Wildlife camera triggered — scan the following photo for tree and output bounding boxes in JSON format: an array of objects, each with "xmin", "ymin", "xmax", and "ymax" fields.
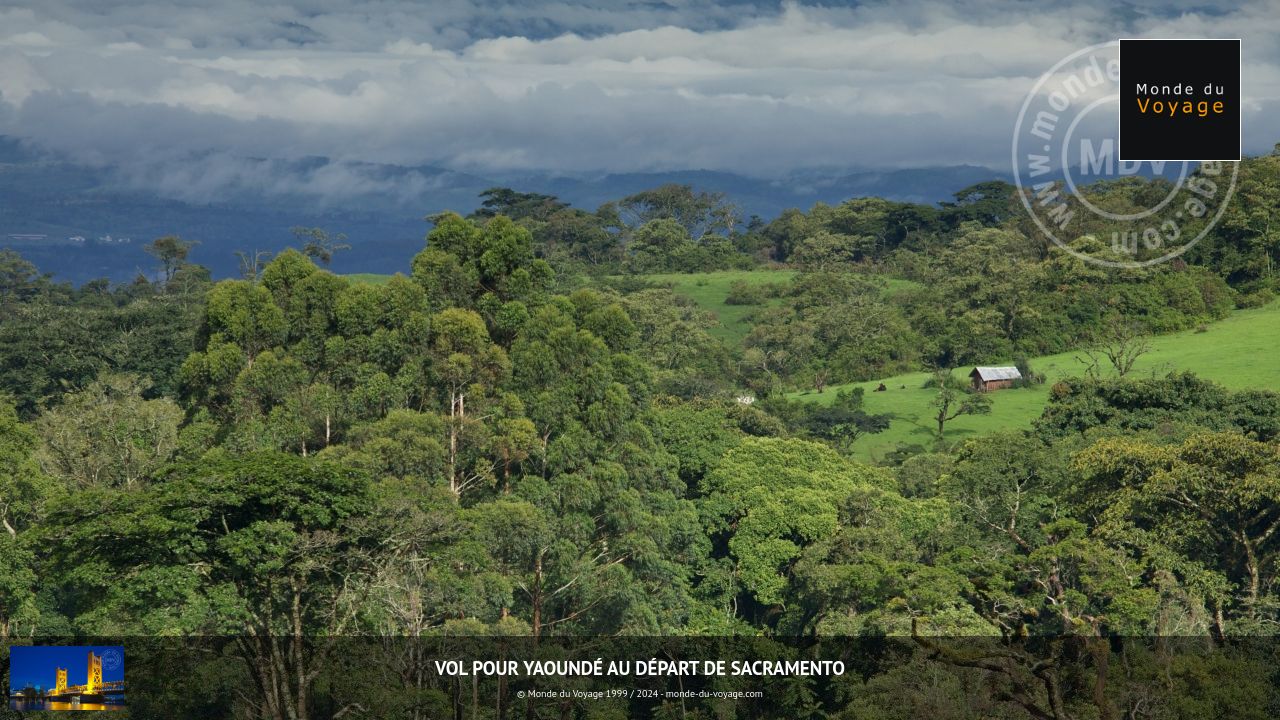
[
  {"xmin": 1200, "ymin": 152, "xmax": 1280, "ymax": 283},
  {"xmin": 701, "ymin": 437, "xmax": 894, "ymax": 610},
  {"xmin": 1094, "ymin": 314, "xmax": 1152, "ymax": 377},
  {"xmin": 614, "ymin": 288, "xmax": 734, "ymax": 397},
  {"xmin": 36, "ymin": 374, "xmax": 183, "ymax": 489},
  {"xmin": 144, "ymin": 235, "xmax": 198, "ymax": 282},
  {"xmin": 791, "ymin": 230, "xmax": 864, "ymax": 270},
  {"xmin": 626, "ymin": 218, "xmax": 695, "ymax": 272},
  {"xmin": 0, "ymin": 398, "xmax": 50, "ymax": 538},
  {"xmin": 1076, "ymin": 432, "xmax": 1280, "ymax": 631},
  {"xmin": 1036, "ymin": 371, "xmax": 1280, "ymax": 442},
  {"xmin": 321, "ymin": 410, "xmax": 447, "ymax": 483},
  {"xmin": 0, "ymin": 284, "xmax": 201, "ymax": 419},
  {"xmin": 235, "ymin": 249, "xmax": 274, "ymax": 282},
  {"xmin": 534, "ymin": 208, "xmax": 617, "ymax": 266},
  {"xmin": 0, "ymin": 531, "xmax": 37, "ymax": 642},
  {"xmin": 429, "ymin": 308, "xmax": 511, "ymax": 499},
  {"xmin": 797, "ymin": 389, "xmax": 891, "ymax": 452},
  {"xmin": 760, "ymin": 207, "xmax": 812, "ymax": 261},
  {"xmin": 0, "ymin": 249, "xmax": 44, "ymax": 307},
  {"xmin": 48, "ymin": 452, "xmax": 376, "ymax": 720},
  {"xmin": 930, "ymin": 432, "xmax": 1162, "ymax": 720},
  {"xmin": 615, "ymin": 184, "xmax": 738, "ymax": 239},
  {"xmin": 939, "ymin": 181, "xmax": 1017, "ymax": 227},
  {"xmin": 202, "ymin": 279, "xmax": 287, "ymax": 363},
  {"xmin": 782, "ymin": 481, "xmax": 970, "ymax": 636},
  {"xmin": 412, "ymin": 213, "xmax": 553, "ymax": 312},
  {"xmin": 931, "ymin": 369, "xmax": 991, "ymax": 440},
  {"xmin": 469, "ymin": 187, "xmax": 568, "ymax": 222},
  {"xmin": 291, "ymin": 227, "xmax": 351, "ymax": 266},
  {"xmin": 918, "ymin": 227, "xmax": 1044, "ymax": 363}
]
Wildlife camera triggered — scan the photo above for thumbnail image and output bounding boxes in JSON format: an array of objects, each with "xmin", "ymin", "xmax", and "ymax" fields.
[{"xmin": 7, "ymin": 646, "xmax": 125, "ymax": 712}]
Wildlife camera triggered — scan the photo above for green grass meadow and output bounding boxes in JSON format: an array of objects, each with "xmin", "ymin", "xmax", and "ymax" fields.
[
  {"xmin": 792, "ymin": 300, "xmax": 1280, "ymax": 462},
  {"xmin": 352, "ymin": 268, "xmax": 914, "ymax": 345},
  {"xmin": 639, "ymin": 270, "xmax": 919, "ymax": 344},
  {"xmin": 352, "ymin": 269, "xmax": 792, "ymax": 343},
  {"xmin": 345, "ymin": 272, "xmax": 395, "ymax": 285},
  {"xmin": 638, "ymin": 270, "xmax": 795, "ymax": 342}
]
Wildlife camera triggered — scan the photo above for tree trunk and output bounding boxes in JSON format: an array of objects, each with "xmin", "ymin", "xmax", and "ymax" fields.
[
  {"xmin": 291, "ymin": 583, "xmax": 309, "ymax": 720},
  {"xmin": 1242, "ymin": 533, "xmax": 1261, "ymax": 611},
  {"xmin": 1088, "ymin": 638, "xmax": 1117, "ymax": 720},
  {"xmin": 448, "ymin": 391, "xmax": 466, "ymax": 498},
  {"xmin": 531, "ymin": 552, "xmax": 544, "ymax": 639}
]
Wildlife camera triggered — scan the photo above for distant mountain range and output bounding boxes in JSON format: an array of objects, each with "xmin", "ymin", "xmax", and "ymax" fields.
[{"xmin": 0, "ymin": 136, "xmax": 1006, "ymax": 283}]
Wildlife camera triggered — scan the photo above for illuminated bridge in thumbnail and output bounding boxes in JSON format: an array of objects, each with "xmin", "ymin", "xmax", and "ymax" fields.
[{"xmin": 48, "ymin": 651, "xmax": 126, "ymax": 700}]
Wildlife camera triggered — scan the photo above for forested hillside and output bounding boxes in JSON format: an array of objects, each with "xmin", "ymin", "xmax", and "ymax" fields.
[{"xmin": 3, "ymin": 152, "xmax": 1280, "ymax": 718}]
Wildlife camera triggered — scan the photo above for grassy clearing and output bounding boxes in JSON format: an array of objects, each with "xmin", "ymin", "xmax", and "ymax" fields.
[
  {"xmin": 352, "ymin": 268, "xmax": 916, "ymax": 346},
  {"xmin": 792, "ymin": 300, "xmax": 1280, "ymax": 463},
  {"xmin": 639, "ymin": 270, "xmax": 796, "ymax": 343},
  {"xmin": 639, "ymin": 270, "xmax": 919, "ymax": 344},
  {"xmin": 345, "ymin": 273, "xmax": 395, "ymax": 285},
  {"xmin": 346, "ymin": 269, "xmax": 795, "ymax": 341}
]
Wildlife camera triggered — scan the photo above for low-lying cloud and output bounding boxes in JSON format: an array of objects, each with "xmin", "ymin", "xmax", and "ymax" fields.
[{"xmin": 2, "ymin": 0, "xmax": 1278, "ymax": 203}]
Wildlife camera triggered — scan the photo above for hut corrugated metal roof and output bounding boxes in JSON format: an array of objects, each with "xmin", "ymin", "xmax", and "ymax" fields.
[{"xmin": 971, "ymin": 366, "xmax": 1022, "ymax": 381}]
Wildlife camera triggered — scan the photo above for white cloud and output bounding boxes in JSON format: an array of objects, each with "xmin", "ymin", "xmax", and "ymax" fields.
[
  {"xmin": 0, "ymin": 0, "xmax": 1276, "ymax": 196},
  {"xmin": 0, "ymin": 50, "xmax": 52, "ymax": 104}
]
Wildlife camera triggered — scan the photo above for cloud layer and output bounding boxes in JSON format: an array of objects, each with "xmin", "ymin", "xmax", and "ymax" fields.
[{"xmin": 2, "ymin": 0, "xmax": 1279, "ymax": 199}]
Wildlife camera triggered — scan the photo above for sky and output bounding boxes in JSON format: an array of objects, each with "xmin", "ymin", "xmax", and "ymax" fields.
[{"xmin": 1, "ymin": 0, "xmax": 1278, "ymax": 198}]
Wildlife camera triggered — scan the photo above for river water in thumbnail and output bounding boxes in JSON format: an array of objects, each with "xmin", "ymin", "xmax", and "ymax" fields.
[{"xmin": 9, "ymin": 698, "xmax": 127, "ymax": 711}]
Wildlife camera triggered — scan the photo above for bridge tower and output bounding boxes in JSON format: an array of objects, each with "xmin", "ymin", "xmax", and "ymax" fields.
[
  {"xmin": 86, "ymin": 651, "xmax": 102, "ymax": 694},
  {"xmin": 55, "ymin": 667, "xmax": 68, "ymax": 694}
]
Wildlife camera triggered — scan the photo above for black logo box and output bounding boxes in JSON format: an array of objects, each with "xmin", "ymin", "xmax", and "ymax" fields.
[{"xmin": 1119, "ymin": 38, "xmax": 1241, "ymax": 161}]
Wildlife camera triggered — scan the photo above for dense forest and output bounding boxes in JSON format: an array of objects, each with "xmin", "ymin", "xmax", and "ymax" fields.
[{"xmin": 3, "ymin": 151, "xmax": 1280, "ymax": 719}]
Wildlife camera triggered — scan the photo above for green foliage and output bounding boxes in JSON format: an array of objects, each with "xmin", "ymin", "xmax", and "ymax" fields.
[
  {"xmin": 1038, "ymin": 372, "xmax": 1280, "ymax": 442},
  {"xmin": 413, "ymin": 212, "xmax": 553, "ymax": 312},
  {"xmin": 7, "ymin": 171, "xmax": 1280, "ymax": 716},
  {"xmin": 46, "ymin": 452, "xmax": 374, "ymax": 634},
  {"xmin": 290, "ymin": 226, "xmax": 350, "ymax": 266},
  {"xmin": 0, "ymin": 529, "xmax": 38, "ymax": 640},
  {"xmin": 615, "ymin": 183, "xmax": 738, "ymax": 239},
  {"xmin": 0, "ymin": 249, "xmax": 46, "ymax": 307},
  {"xmin": 724, "ymin": 278, "xmax": 784, "ymax": 305},
  {"xmin": 701, "ymin": 437, "xmax": 893, "ymax": 607},
  {"xmin": 36, "ymin": 374, "xmax": 183, "ymax": 489},
  {"xmin": 203, "ymin": 279, "xmax": 287, "ymax": 360},
  {"xmin": 0, "ymin": 275, "xmax": 204, "ymax": 418},
  {"xmin": 931, "ymin": 370, "xmax": 992, "ymax": 441},
  {"xmin": 142, "ymin": 234, "xmax": 198, "ymax": 283},
  {"xmin": 1077, "ymin": 432, "xmax": 1280, "ymax": 630},
  {"xmin": 0, "ymin": 398, "xmax": 49, "ymax": 537}
]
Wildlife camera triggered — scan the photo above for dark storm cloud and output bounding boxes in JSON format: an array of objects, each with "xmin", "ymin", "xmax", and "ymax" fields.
[{"xmin": 1, "ymin": 0, "xmax": 1278, "ymax": 202}]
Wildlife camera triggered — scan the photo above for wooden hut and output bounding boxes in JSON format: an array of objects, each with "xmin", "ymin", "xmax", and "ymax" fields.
[{"xmin": 969, "ymin": 366, "xmax": 1022, "ymax": 392}]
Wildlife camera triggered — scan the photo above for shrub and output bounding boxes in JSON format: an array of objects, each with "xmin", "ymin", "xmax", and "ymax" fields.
[
  {"xmin": 1238, "ymin": 288, "xmax": 1276, "ymax": 309},
  {"xmin": 1014, "ymin": 356, "xmax": 1045, "ymax": 387},
  {"xmin": 725, "ymin": 280, "xmax": 768, "ymax": 306}
]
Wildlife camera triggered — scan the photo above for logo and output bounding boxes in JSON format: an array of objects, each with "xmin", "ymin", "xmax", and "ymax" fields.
[
  {"xmin": 1012, "ymin": 41, "xmax": 1238, "ymax": 268},
  {"xmin": 1119, "ymin": 39, "xmax": 1241, "ymax": 161},
  {"xmin": 101, "ymin": 648, "xmax": 123, "ymax": 672}
]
